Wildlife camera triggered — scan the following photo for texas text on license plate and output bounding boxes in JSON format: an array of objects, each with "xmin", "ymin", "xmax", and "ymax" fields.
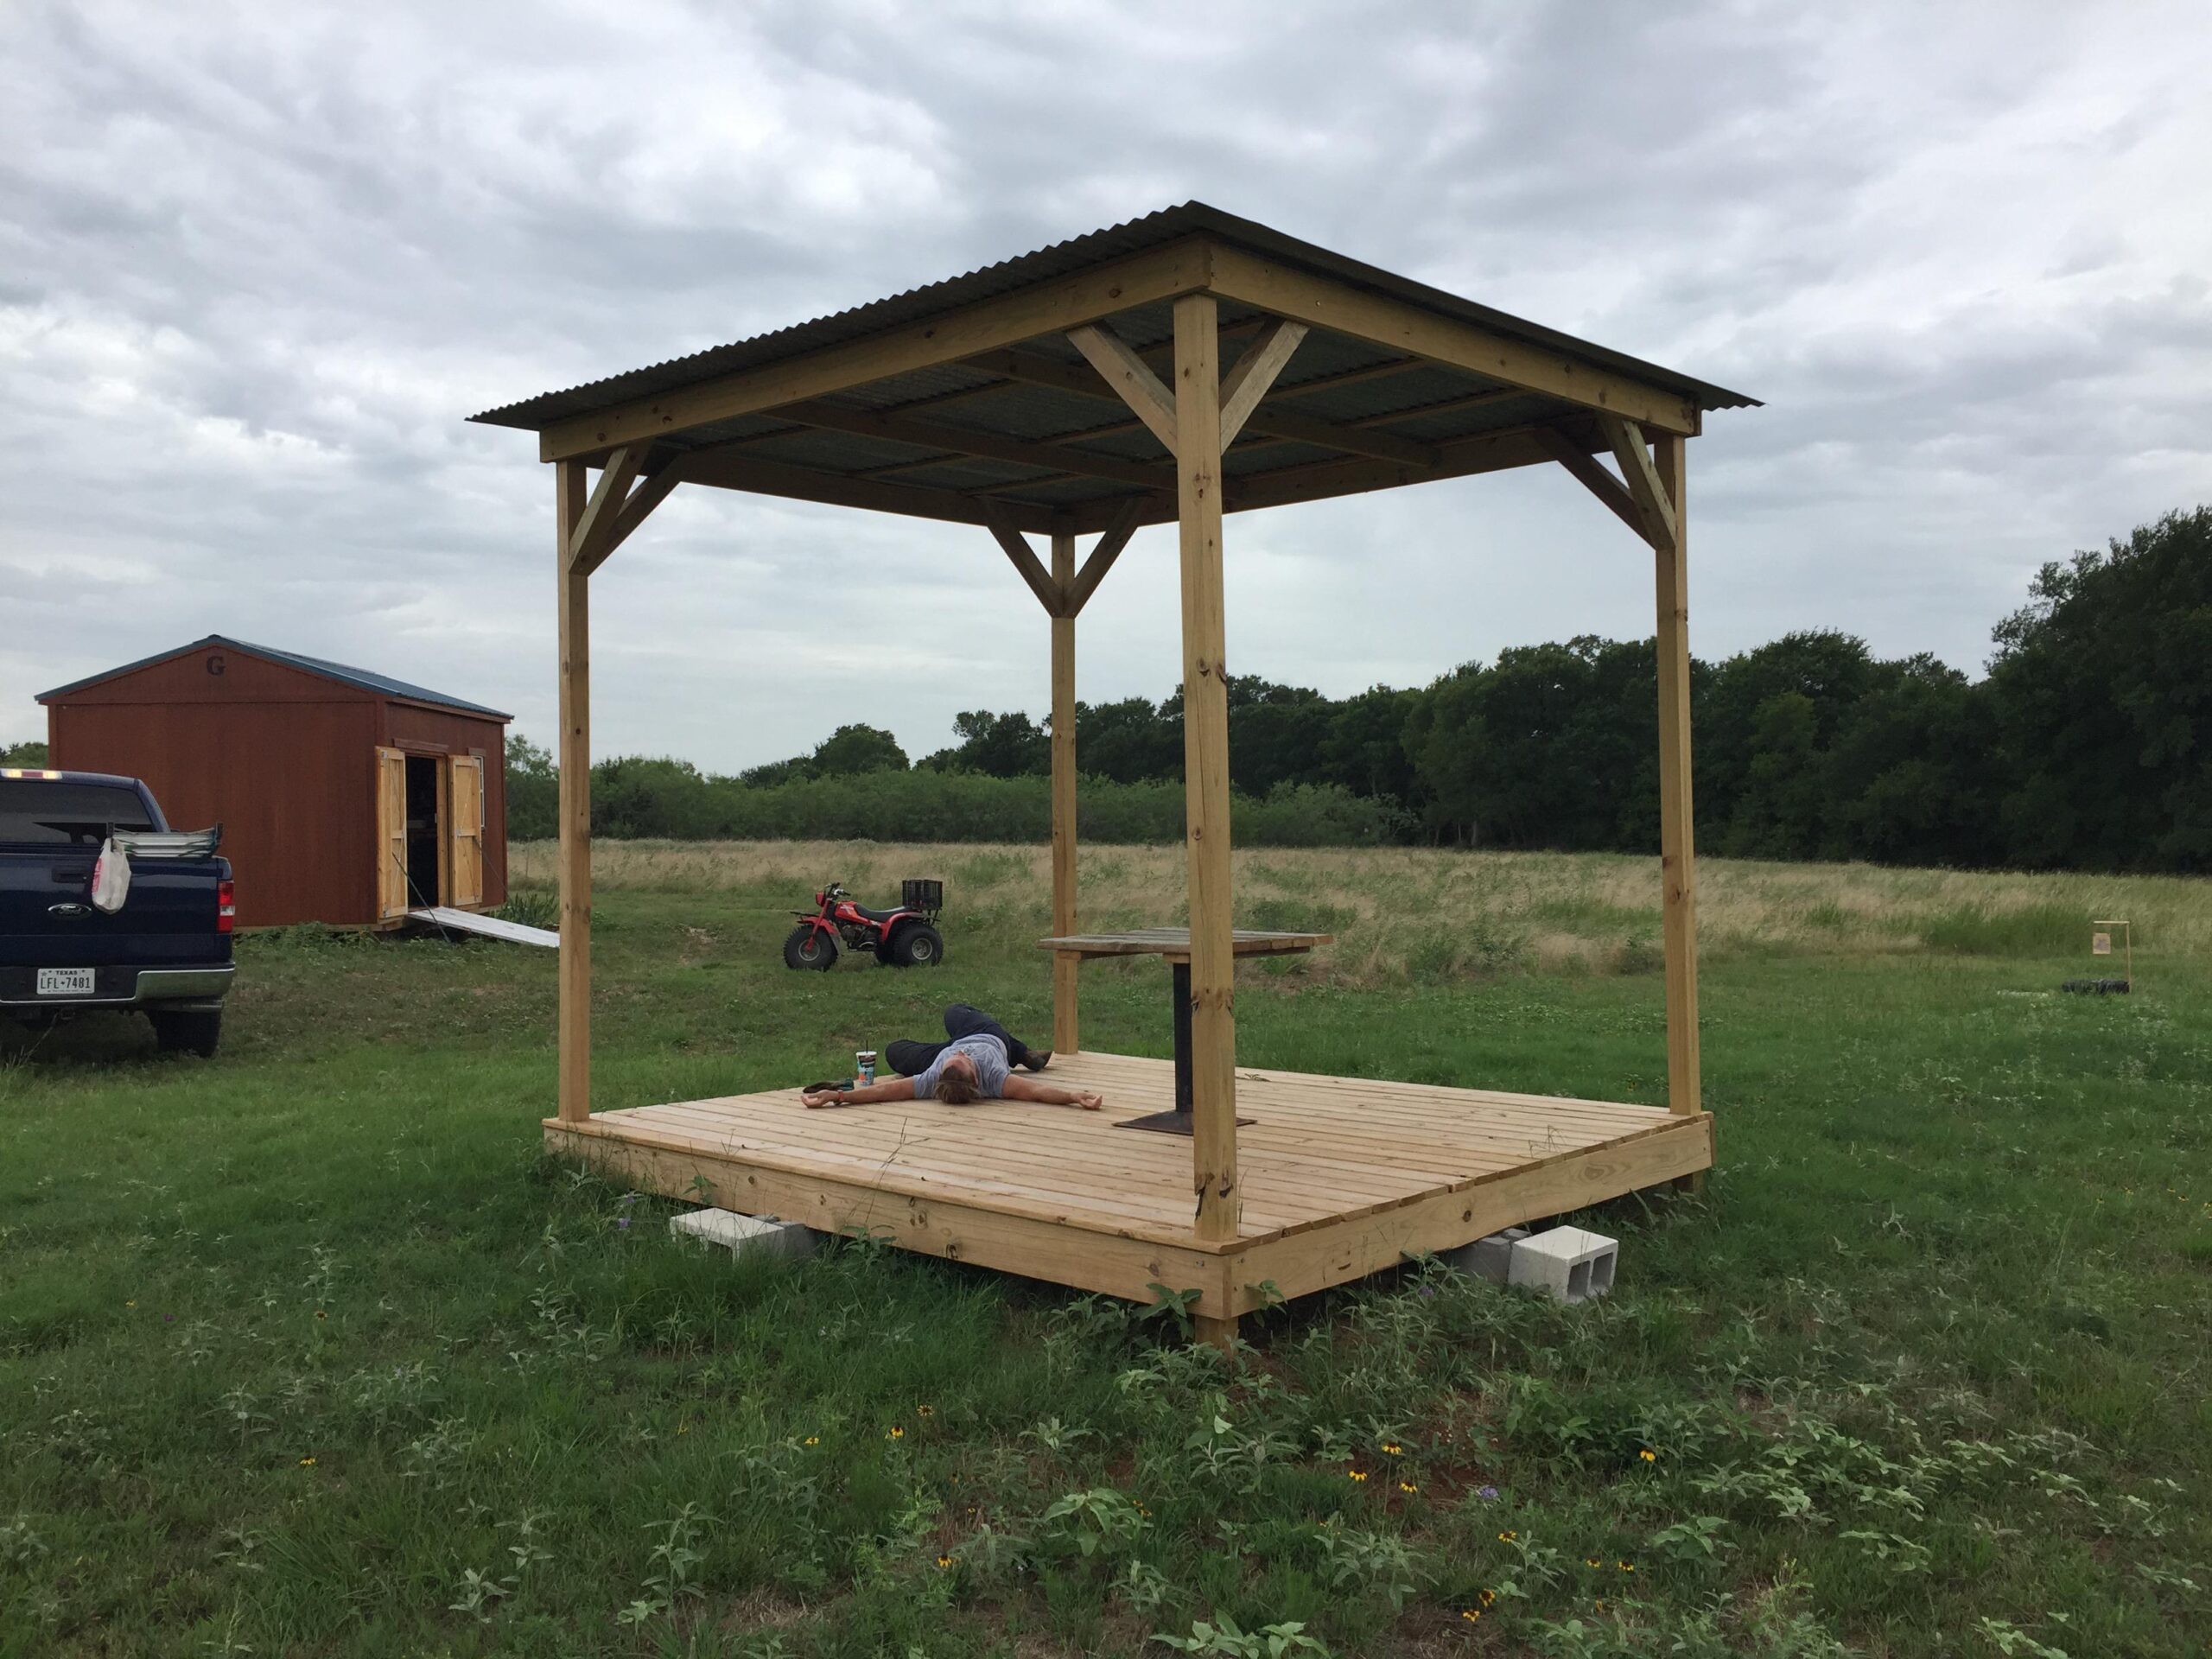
[{"xmin": 36, "ymin": 968, "xmax": 96, "ymax": 996}]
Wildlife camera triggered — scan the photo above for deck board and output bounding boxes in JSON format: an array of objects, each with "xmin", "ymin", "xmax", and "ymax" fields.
[{"xmin": 547, "ymin": 1051, "xmax": 1713, "ymax": 1320}]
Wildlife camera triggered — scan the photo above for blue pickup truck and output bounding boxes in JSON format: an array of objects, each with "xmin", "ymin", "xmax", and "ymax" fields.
[{"xmin": 0, "ymin": 768, "xmax": 235, "ymax": 1057}]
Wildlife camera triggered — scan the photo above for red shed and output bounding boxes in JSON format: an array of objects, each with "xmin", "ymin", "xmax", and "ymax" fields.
[{"xmin": 38, "ymin": 636, "xmax": 510, "ymax": 929}]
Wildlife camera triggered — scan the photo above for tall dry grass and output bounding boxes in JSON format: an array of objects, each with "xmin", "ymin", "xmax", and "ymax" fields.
[{"xmin": 510, "ymin": 840, "xmax": 2210, "ymax": 985}]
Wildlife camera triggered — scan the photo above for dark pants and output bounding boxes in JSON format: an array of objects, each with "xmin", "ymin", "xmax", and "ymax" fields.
[{"xmin": 887, "ymin": 1003, "xmax": 1039, "ymax": 1077}]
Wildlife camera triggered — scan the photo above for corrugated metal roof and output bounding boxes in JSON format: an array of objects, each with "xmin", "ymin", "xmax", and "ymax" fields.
[
  {"xmin": 38, "ymin": 636, "xmax": 512, "ymax": 720},
  {"xmin": 471, "ymin": 201, "xmax": 1757, "ymax": 432}
]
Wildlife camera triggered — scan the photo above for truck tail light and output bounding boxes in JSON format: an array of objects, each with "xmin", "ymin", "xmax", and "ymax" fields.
[{"xmin": 218, "ymin": 879, "xmax": 235, "ymax": 933}]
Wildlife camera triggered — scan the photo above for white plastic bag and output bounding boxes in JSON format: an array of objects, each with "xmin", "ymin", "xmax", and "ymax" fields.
[{"xmin": 91, "ymin": 837, "xmax": 132, "ymax": 914}]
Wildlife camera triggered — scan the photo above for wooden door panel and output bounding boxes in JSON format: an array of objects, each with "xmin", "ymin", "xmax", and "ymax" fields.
[
  {"xmin": 449, "ymin": 754, "xmax": 485, "ymax": 908},
  {"xmin": 376, "ymin": 747, "xmax": 408, "ymax": 919}
]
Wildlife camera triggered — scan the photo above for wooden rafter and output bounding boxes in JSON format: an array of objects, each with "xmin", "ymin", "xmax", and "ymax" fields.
[
  {"xmin": 1217, "ymin": 419, "xmax": 1563, "ymax": 517},
  {"xmin": 1230, "ymin": 396, "xmax": 1436, "ymax": 468},
  {"xmin": 974, "ymin": 346, "xmax": 1436, "ymax": 469},
  {"xmin": 982, "ymin": 359, "xmax": 1517, "ymax": 467},
  {"xmin": 1344, "ymin": 385, "xmax": 1524, "ymax": 430},
  {"xmin": 538, "ymin": 238, "xmax": 1215, "ymax": 461},
  {"xmin": 771, "ymin": 397, "xmax": 1174, "ymax": 491},
  {"xmin": 1207, "ymin": 243, "xmax": 1702, "ymax": 436},
  {"xmin": 1065, "ymin": 322, "xmax": 1181, "ymax": 454},
  {"xmin": 681, "ymin": 448, "xmax": 1056, "ymax": 532},
  {"xmin": 1268, "ymin": 353, "xmax": 1424, "ymax": 402}
]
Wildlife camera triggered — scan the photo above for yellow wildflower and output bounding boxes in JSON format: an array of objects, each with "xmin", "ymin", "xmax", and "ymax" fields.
[
  {"xmin": 298, "ymin": 1456, "xmax": 316, "ymax": 1467},
  {"xmin": 886, "ymin": 1426, "xmax": 905, "ymax": 1440}
]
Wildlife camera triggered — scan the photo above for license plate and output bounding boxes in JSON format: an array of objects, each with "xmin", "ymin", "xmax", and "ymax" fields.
[{"xmin": 36, "ymin": 968, "xmax": 96, "ymax": 996}]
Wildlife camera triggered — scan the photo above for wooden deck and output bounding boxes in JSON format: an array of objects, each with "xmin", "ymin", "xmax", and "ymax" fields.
[{"xmin": 545, "ymin": 1052, "xmax": 1713, "ymax": 1325}]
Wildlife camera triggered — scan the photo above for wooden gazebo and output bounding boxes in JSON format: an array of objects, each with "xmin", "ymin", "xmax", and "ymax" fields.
[{"xmin": 473, "ymin": 204, "xmax": 1753, "ymax": 1343}]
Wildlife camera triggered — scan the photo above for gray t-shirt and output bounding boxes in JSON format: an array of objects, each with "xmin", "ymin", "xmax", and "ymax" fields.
[{"xmin": 914, "ymin": 1033, "xmax": 1011, "ymax": 1100}]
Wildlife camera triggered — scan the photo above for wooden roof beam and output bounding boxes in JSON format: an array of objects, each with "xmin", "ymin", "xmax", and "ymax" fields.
[
  {"xmin": 1217, "ymin": 417, "xmax": 1566, "ymax": 516},
  {"xmin": 969, "ymin": 345, "xmax": 1440, "ymax": 469},
  {"xmin": 679, "ymin": 448, "xmax": 1058, "ymax": 532},
  {"xmin": 538, "ymin": 237, "xmax": 1216, "ymax": 461},
  {"xmin": 770, "ymin": 397, "xmax": 1175, "ymax": 491},
  {"xmin": 1206, "ymin": 244, "xmax": 1701, "ymax": 436}
]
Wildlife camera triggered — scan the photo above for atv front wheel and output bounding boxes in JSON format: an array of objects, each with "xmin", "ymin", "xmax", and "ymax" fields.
[{"xmin": 783, "ymin": 926, "xmax": 837, "ymax": 971}]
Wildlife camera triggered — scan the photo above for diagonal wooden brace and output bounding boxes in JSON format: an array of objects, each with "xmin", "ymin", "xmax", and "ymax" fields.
[
  {"xmin": 1066, "ymin": 321, "xmax": 1180, "ymax": 454},
  {"xmin": 1217, "ymin": 318, "xmax": 1307, "ymax": 448},
  {"xmin": 1060, "ymin": 498, "xmax": 1145, "ymax": 618},
  {"xmin": 1598, "ymin": 415, "xmax": 1679, "ymax": 553},
  {"xmin": 574, "ymin": 457, "xmax": 690, "ymax": 577},
  {"xmin": 1534, "ymin": 427, "xmax": 1651, "ymax": 547},
  {"xmin": 983, "ymin": 500, "xmax": 1065, "ymax": 614},
  {"xmin": 566, "ymin": 444, "xmax": 646, "ymax": 574}
]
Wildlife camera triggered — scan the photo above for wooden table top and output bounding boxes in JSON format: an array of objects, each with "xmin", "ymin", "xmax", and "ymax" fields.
[{"xmin": 1039, "ymin": 927, "xmax": 1332, "ymax": 963}]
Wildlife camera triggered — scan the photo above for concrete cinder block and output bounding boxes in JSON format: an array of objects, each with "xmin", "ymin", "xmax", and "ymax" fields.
[
  {"xmin": 1439, "ymin": 1226, "xmax": 1529, "ymax": 1286},
  {"xmin": 669, "ymin": 1208, "xmax": 816, "ymax": 1262},
  {"xmin": 1507, "ymin": 1224, "xmax": 1618, "ymax": 1304}
]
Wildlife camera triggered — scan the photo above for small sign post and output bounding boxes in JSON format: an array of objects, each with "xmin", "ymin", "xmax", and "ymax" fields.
[{"xmin": 2090, "ymin": 919, "xmax": 2132, "ymax": 988}]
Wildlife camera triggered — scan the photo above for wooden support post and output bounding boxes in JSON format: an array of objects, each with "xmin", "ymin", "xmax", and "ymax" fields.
[
  {"xmin": 1173, "ymin": 292, "xmax": 1241, "ymax": 1249},
  {"xmin": 1192, "ymin": 1313, "xmax": 1237, "ymax": 1352},
  {"xmin": 1651, "ymin": 433, "xmax": 1701, "ymax": 1128},
  {"xmin": 1050, "ymin": 528, "xmax": 1080, "ymax": 1055},
  {"xmin": 556, "ymin": 459, "xmax": 593, "ymax": 1125}
]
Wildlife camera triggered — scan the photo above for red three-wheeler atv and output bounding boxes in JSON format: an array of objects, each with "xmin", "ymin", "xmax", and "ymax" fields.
[{"xmin": 783, "ymin": 879, "xmax": 944, "ymax": 970}]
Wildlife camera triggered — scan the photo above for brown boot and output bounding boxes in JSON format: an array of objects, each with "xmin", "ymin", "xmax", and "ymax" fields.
[{"xmin": 1024, "ymin": 1050, "xmax": 1052, "ymax": 1071}]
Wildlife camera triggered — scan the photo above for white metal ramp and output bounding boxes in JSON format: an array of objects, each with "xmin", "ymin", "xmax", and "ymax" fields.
[{"xmin": 407, "ymin": 906, "xmax": 558, "ymax": 948}]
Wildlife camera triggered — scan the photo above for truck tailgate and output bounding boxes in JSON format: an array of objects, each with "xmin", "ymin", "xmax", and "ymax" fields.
[{"xmin": 0, "ymin": 854, "xmax": 231, "ymax": 971}]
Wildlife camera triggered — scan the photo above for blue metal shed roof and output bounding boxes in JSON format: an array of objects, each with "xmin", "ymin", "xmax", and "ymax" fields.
[{"xmin": 37, "ymin": 636, "xmax": 512, "ymax": 721}]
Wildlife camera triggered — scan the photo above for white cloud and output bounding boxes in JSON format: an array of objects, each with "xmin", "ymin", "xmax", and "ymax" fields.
[{"xmin": 3, "ymin": 0, "xmax": 2209, "ymax": 762}]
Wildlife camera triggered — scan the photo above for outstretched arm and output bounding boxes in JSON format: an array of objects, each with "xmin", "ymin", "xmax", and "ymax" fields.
[
  {"xmin": 804, "ymin": 1076, "xmax": 920, "ymax": 1109},
  {"xmin": 1001, "ymin": 1074, "xmax": 1104, "ymax": 1111}
]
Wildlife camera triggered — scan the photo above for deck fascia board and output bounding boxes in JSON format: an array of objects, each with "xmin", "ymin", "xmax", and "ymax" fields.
[{"xmin": 545, "ymin": 1052, "xmax": 1713, "ymax": 1321}]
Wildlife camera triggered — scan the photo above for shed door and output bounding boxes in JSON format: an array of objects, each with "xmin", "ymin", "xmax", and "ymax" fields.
[
  {"xmin": 448, "ymin": 754, "xmax": 485, "ymax": 909},
  {"xmin": 375, "ymin": 746, "xmax": 409, "ymax": 919}
]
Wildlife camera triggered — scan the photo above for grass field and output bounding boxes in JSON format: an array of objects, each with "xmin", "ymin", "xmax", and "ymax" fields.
[{"xmin": 3, "ymin": 843, "xmax": 2208, "ymax": 1657}]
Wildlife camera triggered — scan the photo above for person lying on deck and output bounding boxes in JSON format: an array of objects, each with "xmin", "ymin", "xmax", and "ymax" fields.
[{"xmin": 801, "ymin": 1002, "xmax": 1103, "ymax": 1110}]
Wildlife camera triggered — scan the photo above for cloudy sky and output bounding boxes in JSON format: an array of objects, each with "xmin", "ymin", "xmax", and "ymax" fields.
[{"xmin": 5, "ymin": 2, "xmax": 2209, "ymax": 769}]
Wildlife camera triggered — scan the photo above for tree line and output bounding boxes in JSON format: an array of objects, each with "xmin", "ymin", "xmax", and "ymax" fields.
[{"xmin": 499, "ymin": 505, "xmax": 2208, "ymax": 870}]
